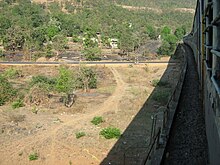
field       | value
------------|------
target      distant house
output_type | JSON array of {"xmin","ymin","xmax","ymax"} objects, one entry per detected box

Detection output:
[{"xmin": 109, "ymin": 38, "xmax": 118, "ymax": 49}]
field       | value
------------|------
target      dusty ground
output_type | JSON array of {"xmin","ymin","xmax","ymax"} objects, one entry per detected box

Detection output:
[{"xmin": 0, "ymin": 61, "xmax": 181, "ymax": 165}]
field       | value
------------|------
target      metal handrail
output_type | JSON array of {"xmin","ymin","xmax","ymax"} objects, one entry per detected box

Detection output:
[{"xmin": 141, "ymin": 128, "xmax": 161, "ymax": 165}]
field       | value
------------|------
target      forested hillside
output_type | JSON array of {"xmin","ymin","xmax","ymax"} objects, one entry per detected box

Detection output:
[{"xmin": 0, "ymin": 0, "xmax": 197, "ymax": 61}]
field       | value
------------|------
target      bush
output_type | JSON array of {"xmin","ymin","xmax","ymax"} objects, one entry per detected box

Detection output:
[
  {"xmin": 152, "ymin": 89, "xmax": 170, "ymax": 105},
  {"xmin": 151, "ymin": 79, "xmax": 160, "ymax": 87},
  {"xmin": 30, "ymin": 75, "xmax": 56, "ymax": 92},
  {"xmin": 31, "ymin": 75, "xmax": 56, "ymax": 86},
  {"xmin": 12, "ymin": 99, "xmax": 24, "ymax": 109},
  {"xmin": 151, "ymin": 79, "xmax": 170, "ymax": 87},
  {"xmin": 75, "ymin": 132, "xmax": 86, "ymax": 139},
  {"xmin": 91, "ymin": 116, "xmax": 104, "ymax": 125},
  {"xmin": 100, "ymin": 127, "xmax": 121, "ymax": 139},
  {"xmin": 29, "ymin": 152, "xmax": 38, "ymax": 161},
  {"xmin": 0, "ymin": 75, "xmax": 17, "ymax": 105}
]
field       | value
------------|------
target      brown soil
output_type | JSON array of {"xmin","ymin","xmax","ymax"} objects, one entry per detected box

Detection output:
[{"xmin": 0, "ymin": 62, "xmax": 181, "ymax": 165}]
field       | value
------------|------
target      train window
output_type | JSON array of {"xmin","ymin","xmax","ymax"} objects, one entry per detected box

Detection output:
[
  {"xmin": 205, "ymin": 4, "xmax": 213, "ymax": 70},
  {"xmin": 212, "ymin": 0, "xmax": 220, "ymax": 82}
]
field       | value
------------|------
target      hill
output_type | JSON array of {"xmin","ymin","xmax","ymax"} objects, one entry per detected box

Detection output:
[{"xmin": 0, "ymin": 0, "xmax": 196, "ymax": 60}]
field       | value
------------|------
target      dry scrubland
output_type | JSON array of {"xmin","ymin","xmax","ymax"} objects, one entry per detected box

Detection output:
[{"xmin": 0, "ymin": 62, "xmax": 181, "ymax": 165}]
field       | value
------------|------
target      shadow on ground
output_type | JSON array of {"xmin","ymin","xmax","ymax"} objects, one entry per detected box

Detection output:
[{"xmin": 101, "ymin": 45, "xmax": 184, "ymax": 165}]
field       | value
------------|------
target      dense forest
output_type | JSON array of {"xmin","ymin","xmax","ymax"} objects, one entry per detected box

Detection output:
[{"xmin": 0, "ymin": 0, "xmax": 197, "ymax": 60}]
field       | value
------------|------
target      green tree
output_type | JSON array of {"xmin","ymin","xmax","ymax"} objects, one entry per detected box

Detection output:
[
  {"xmin": 157, "ymin": 34, "xmax": 177, "ymax": 56},
  {"xmin": 146, "ymin": 25, "xmax": 157, "ymax": 40},
  {"xmin": 83, "ymin": 31, "xmax": 98, "ymax": 48},
  {"xmin": 174, "ymin": 26, "xmax": 186, "ymax": 41},
  {"xmin": 161, "ymin": 26, "xmax": 172, "ymax": 39},
  {"xmin": 75, "ymin": 66, "xmax": 97, "ymax": 92},
  {"xmin": 46, "ymin": 25, "xmax": 60, "ymax": 40},
  {"xmin": 46, "ymin": 18, "xmax": 61, "ymax": 40},
  {"xmin": 119, "ymin": 28, "xmax": 134, "ymax": 54},
  {"xmin": 31, "ymin": 27, "xmax": 47, "ymax": 48},
  {"xmin": 52, "ymin": 34, "xmax": 68, "ymax": 57},
  {"xmin": 0, "ymin": 16, "xmax": 11, "ymax": 35},
  {"xmin": 55, "ymin": 66, "xmax": 74, "ymax": 94},
  {"xmin": 157, "ymin": 41, "xmax": 171, "ymax": 56},
  {"xmin": 3, "ymin": 26, "xmax": 26, "ymax": 51}
]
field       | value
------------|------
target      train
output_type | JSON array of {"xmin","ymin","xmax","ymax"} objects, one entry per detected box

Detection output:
[{"xmin": 183, "ymin": 0, "xmax": 220, "ymax": 164}]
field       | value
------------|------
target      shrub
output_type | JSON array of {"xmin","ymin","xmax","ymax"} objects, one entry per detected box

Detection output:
[
  {"xmin": 152, "ymin": 89, "xmax": 170, "ymax": 105},
  {"xmin": 91, "ymin": 116, "xmax": 104, "ymax": 125},
  {"xmin": 75, "ymin": 132, "xmax": 86, "ymax": 139},
  {"xmin": 151, "ymin": 79, "xmax": 160, "ymax": 87},
  {"xmin": 30, "ymin": 75, "xmax": 56, "ymax": 86},
  {"xmin": 29, "ymin": 152, "xmax": 38, "ymax": 161},
  {"xmin": 100, "ymin": 127, "xmax": 121, "ymax": 139},
  {"xmin": 12, "ymin": 99, "xmax": 24, "ymax": 109},
  {"xmin": 0, "ymin": 75, "xmax": 17, "ymax": 105},
  {"xmin": 30, "ymin": 75, "xmax": 56, "ymax": 92},
  {"xmin": 157, "ymin": 41, "xmax": 173, "ymax": 56},
  {"xmin": 151, "ymin": 79, "xmax": 170, "ymax": 87}
]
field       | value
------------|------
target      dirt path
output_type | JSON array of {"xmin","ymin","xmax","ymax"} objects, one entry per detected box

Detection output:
[
  {"xmin": 0, "ymin": 67, "xmax": 127, "ymax": 165},
  {"xmin": 116, "ymin": 4, "xmax": 194, "ymax": 14}
]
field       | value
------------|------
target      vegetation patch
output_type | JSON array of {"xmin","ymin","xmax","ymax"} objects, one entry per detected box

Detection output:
[
  {"xmin": 100, "ymin": 127, "xmax": 121, "ymax": 139},
  {"xmin": 2, "ymin": 68, "xmax": 21, "ymax": 79},
  {"xmin": 0, "ymin": 75, "xmax": 17, "ymax": 106},
  {"xmin": 91, "ymin": 116, "xmax": 104, "ymax": 125},
  {"xmin": 75, "ymin": 132, "xmax": 86, "ymax": 139},
  {"xmin": 12, "ymin": 99, "xmax": 24, "ymax": 109},
  {"xmin": 151, "ymin": 79, "xmax": 170, "ymax": 87},
  {"xmin": 30, "ymin": 75, "xmax": 56, "ymax": 87},
  {"xmin": 29, "ymin": 152, "xmax": 38, "ymax": 161}
]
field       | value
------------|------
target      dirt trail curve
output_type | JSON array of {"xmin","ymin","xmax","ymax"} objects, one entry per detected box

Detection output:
[{"xmin": 0, "ymin": 67, "xmax": 127, "ymax": 165}]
